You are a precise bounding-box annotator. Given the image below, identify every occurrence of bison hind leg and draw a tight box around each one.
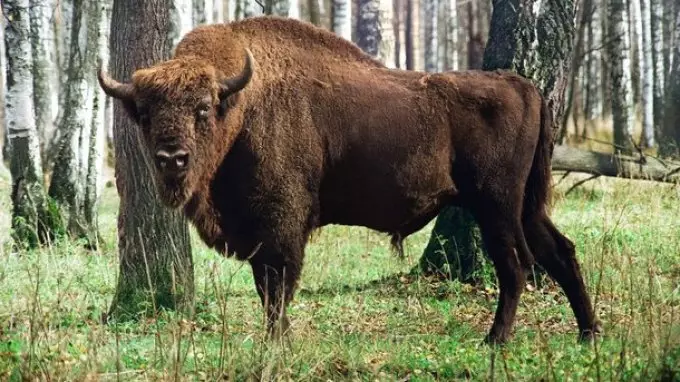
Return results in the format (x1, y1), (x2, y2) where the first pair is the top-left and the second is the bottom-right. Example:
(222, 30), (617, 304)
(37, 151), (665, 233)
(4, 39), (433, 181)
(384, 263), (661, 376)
(390, 233), (405, 258)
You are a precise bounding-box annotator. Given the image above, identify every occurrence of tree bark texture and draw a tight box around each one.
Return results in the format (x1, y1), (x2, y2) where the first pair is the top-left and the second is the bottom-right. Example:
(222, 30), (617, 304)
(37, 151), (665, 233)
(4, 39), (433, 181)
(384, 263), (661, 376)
(422, 0), (437, 72)
(420, 0), (575, 281)
(404, 0), (421, 70)
(584, 0), (603, 123)
(637, 0), (655, 147)
(606, 0), (635, 153)
(3, 0), (63, 248)
(48, 0), (103, 246)
(660, 6), (680, 157)
(552, 145), (680, 183)
(356, 0), (380, 57)
(107, 0), (194, 319)
(378, 0), (395, 67)
(650, 0), (664, 141)
(29, 0), (56, 155)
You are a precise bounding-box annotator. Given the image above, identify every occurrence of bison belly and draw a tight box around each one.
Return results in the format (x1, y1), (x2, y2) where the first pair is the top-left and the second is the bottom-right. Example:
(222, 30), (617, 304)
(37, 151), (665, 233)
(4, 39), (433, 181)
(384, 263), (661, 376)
(318, 154), (457, 236)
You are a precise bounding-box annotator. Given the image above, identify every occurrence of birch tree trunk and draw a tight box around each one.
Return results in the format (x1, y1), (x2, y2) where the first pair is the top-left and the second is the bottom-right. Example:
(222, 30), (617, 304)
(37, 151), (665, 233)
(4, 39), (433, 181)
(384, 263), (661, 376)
(634, 0), (655, 147)
(378, 0), (395, 67)
(0, 11), (7, 163)
(171, 0), (194, 48)
(213, 0), (224, 21)
(333, 0), (353, 41)
(651, 0), (664, 140)
(405, 0), (421, 70)
(48, 0), (102, 246)
(193, 0), (207, 24)
(444, 0), (458, 71)
(606, 0), (635, 153)
(420, 0), (575, 281)
(308, 0), (321, 24)
(422, 0), (437, 72)
(584, 0), (603, 124)
(107, 0), (193, 319)
(3, 0), (64, 248)
(29, 0), (56, 156)
(288, 0), (300, 18)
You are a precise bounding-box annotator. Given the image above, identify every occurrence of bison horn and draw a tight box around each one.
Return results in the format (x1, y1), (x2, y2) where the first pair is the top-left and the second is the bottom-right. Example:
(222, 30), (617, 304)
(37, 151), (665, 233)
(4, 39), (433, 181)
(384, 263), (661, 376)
(97, 65), (134, 101)
(221, 48), (255, 95)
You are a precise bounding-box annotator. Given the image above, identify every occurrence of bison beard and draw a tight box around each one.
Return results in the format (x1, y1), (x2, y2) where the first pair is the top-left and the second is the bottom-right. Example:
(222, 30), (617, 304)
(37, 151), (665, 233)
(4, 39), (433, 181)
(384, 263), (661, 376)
(99, 16), (601, 344)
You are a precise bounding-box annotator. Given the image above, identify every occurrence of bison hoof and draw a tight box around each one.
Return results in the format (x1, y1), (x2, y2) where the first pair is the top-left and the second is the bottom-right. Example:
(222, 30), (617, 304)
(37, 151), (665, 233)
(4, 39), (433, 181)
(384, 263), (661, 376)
(578, 321), (603, 343)
(483, 332), (509, 346)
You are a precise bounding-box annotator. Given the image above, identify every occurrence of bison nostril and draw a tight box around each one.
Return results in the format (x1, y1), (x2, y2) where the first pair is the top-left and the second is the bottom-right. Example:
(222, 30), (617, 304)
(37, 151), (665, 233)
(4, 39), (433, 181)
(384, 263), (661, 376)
(175, 153), (189, 169)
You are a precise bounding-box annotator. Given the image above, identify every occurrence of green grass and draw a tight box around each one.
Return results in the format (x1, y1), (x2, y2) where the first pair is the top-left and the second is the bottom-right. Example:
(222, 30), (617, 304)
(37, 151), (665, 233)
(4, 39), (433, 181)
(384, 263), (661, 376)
(0, 168), (679, 381)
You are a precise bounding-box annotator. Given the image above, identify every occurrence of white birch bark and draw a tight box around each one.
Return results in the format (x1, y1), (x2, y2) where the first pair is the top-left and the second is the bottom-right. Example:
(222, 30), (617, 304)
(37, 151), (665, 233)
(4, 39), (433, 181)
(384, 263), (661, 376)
(650, 0), (664, 136)
(378, 0), (395, 67)
(445, 0), (458, 70)
(3, 0), (53, 245)
(423, 0), (437, 72)
(637, 0), (655, 146)
(606, 0), (635, 151)
(171, 0), (194, 48)
(288, 0), (300, 18)
(29, 0), (56, 150)
(48, 0), (102, 241)
(213, 0), (224, 21)
(0, 10), (7, 161)
(333, 0), (352, 40)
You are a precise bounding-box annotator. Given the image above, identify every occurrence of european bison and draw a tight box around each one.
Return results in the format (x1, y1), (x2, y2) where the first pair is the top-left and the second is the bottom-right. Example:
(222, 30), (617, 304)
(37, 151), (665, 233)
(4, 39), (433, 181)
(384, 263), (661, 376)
(98, 16), (600, 344)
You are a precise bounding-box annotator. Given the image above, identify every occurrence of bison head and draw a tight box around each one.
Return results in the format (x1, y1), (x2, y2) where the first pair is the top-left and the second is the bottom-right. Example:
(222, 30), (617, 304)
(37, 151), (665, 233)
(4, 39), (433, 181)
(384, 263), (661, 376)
(98, 50), (254, 208)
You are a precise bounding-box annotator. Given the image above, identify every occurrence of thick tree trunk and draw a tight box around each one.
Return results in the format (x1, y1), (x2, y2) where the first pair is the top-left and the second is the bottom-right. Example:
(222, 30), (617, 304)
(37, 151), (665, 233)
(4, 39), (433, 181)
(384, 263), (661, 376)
(3, 0), (63, 248)
(420, 0), (575, 281)
(107, 0), (194, 319)
(48, 0), (102, 246)
(29, 0), (56, 158)
(332, 0), (352, 40)
(607, 0), (635, 153)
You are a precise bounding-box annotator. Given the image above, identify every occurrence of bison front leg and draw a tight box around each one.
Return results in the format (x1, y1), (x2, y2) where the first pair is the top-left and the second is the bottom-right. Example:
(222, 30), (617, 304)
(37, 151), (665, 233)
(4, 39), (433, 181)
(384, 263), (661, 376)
(250, 259), (301, 339)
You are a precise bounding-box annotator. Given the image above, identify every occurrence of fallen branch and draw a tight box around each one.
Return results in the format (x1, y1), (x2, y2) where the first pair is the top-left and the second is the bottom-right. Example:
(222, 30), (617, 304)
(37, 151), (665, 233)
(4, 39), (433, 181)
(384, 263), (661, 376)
(551, 145), (680, 184)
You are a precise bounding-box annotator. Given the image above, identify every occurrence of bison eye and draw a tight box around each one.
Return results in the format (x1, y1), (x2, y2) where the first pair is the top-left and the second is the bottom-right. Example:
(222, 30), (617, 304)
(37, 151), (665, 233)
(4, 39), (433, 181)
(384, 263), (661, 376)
(196, 104), (210, 121)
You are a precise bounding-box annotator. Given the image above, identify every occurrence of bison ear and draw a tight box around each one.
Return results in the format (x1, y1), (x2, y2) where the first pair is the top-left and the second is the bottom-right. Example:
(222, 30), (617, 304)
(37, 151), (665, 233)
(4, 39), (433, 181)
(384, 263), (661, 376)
(217, 49), (255, 117)
(97, 66), (140, 122)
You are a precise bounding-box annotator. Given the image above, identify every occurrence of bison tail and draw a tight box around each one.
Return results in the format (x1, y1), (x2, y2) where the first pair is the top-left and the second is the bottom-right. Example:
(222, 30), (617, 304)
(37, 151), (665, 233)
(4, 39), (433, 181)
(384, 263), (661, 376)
(523, 95), (553, 221)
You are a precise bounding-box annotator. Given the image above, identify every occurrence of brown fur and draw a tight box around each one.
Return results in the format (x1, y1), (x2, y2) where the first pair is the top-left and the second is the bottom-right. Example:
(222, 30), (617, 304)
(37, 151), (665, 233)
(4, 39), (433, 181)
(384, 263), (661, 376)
(101, 16), (599, 343)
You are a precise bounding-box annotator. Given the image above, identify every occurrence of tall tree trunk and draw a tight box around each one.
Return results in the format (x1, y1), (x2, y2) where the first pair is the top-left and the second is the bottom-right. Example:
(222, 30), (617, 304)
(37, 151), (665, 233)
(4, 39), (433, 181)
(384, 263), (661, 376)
(48, 0), (102, 246)
(651, 0), (665, 141)
(3, 0), (64, 248)
(171, 0), (194, 48)
(213, 0), (224, 21)
(422, 0), (437, 72)
(333, 0), (353, 40)
(584, 0), (603, 129)
(393, 0), (402, 67)
(607, 0), (635, 153)
(288, 0), (300, 18)
(0, 11), (7, 163)
(420, 0), (575, 281)
(308, 0), (321, 24)
(638, 0), (655, 147)
(193, 0), (207, 24)
(404, 0), (421, 70)
(378, 0), (395, 67)
(356, 0), (380, 57)
(107, 0), (194, 319)
(29, 0), (56, 158)
(444, 0), (458, 70)
(561, 0), (589, 141)
(660, 5), (680, 156)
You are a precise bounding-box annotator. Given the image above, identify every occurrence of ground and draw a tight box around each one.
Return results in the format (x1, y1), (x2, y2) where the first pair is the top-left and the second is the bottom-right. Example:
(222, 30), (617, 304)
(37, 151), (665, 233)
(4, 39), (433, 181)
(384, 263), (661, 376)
(0, 165), (679, 381)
